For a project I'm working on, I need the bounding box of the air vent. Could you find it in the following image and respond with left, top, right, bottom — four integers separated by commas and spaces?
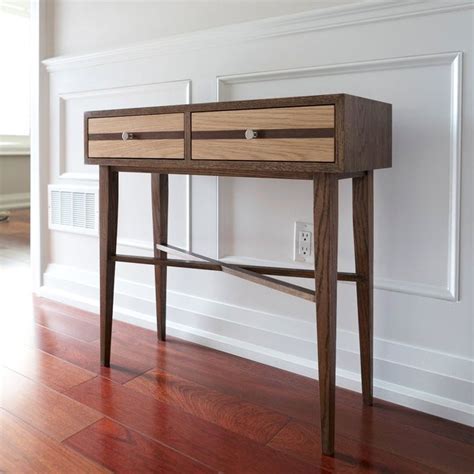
48, 185, 99, 235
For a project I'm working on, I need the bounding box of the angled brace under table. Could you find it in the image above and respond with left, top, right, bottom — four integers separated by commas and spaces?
114, 243, 365, 303
87, 94, 391, 456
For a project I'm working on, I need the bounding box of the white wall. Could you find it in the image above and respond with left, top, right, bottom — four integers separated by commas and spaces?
51, 0, 355, 56
39, 1, 474, 426
0, 155, 30, 210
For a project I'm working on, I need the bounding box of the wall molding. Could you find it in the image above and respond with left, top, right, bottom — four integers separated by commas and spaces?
0, 135, 30, 156
216, 51, 463, 301
54, 80, 192, 251
42, 1, 473, 73
56, 80, 191, 182
38, 262, 474, 427
0, 192, 30, 211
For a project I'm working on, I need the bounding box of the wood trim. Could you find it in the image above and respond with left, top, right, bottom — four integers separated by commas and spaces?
151, 174, 168, 341
84, 94, 343, 118
103, 161, 343, 179
155, 244, 316, 302
99, 166, 118, 367
191, 128, 334, 140
111, 254, 362, 282
314, 173, 339, 456
184, 111, 191, 161
343, 95, 392, 172
89, 131, 184, 141
337, 172, 366, 180
353, 171, 374, 406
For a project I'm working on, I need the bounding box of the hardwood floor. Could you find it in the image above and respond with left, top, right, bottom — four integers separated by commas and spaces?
1, 209, 473, 473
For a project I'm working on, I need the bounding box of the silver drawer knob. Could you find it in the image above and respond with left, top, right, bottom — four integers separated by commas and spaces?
245, 129, 258, 140
121, 131, 134, 141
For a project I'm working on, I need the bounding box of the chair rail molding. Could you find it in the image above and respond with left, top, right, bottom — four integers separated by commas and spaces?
0, 135, 30, 155
41, 0, 473, 73
215, 51, 463, 302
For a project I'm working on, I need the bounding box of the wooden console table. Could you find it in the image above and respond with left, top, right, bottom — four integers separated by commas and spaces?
84, 94, 392, 456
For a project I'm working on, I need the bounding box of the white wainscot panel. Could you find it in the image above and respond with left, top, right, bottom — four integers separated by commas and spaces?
54, 79, 192, 258
216, 53, 461, 301
57, 80, 191, 181
117, 172, 190, 253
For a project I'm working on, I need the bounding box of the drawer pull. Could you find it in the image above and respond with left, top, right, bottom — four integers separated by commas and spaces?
245, 129, 258, 140
121, 131, 134, 141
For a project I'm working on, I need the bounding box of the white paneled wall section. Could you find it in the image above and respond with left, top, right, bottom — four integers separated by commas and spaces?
39, 1, 473, 426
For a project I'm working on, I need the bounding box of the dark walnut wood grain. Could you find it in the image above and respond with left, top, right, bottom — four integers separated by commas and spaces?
151, 174, 168, 341
112, 253, 362, 281
156, 243, 316, 302
99, 166, 119, 367
313, 173, 339, 456
353, 171, 374, 405
343, 95, 392, 172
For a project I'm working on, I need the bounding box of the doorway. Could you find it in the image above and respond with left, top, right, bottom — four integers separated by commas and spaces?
0, 1, 31, 298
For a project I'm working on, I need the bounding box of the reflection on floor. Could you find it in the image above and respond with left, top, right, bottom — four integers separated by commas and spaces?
0, 208, 473, 472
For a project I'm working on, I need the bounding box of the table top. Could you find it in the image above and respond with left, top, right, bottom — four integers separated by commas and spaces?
85, 94, 391, 179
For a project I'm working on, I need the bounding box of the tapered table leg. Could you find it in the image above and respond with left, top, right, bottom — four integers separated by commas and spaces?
99, 166, 119, 367
151, 174, 169, 341
353, 171, 374, 405
313, 173, 338, 456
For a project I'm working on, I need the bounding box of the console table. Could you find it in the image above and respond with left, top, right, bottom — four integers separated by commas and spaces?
84, 94, 392, 456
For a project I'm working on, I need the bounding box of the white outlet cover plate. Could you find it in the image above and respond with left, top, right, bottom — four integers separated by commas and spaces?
294, 221, 313, 263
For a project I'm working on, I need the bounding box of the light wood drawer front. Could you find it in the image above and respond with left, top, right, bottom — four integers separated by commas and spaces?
89, 113, 184, 133
191, 105, 335, 162
192, 139, 332, 162
192, 106, 334, 131
88, 140, 183, 159
88, 113, 184, 159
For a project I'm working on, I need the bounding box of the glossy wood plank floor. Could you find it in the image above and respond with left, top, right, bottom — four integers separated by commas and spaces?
1, 209, 473, 473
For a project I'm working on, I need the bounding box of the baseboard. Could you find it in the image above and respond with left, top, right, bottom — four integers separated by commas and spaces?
0, 192, 30, 211
38, 263, 473, 427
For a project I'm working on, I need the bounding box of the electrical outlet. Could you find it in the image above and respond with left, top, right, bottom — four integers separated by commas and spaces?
294, 222, 313, 263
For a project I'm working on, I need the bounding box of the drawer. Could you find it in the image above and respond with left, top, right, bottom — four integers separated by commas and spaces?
191, 105, 335, 162
87, 113, 184, 159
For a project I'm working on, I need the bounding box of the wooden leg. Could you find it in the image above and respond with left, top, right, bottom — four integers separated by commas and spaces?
352, 171, 374, 406
151, 174, 169, 341
313, 173, 338, 456
99, 166, 119, 367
